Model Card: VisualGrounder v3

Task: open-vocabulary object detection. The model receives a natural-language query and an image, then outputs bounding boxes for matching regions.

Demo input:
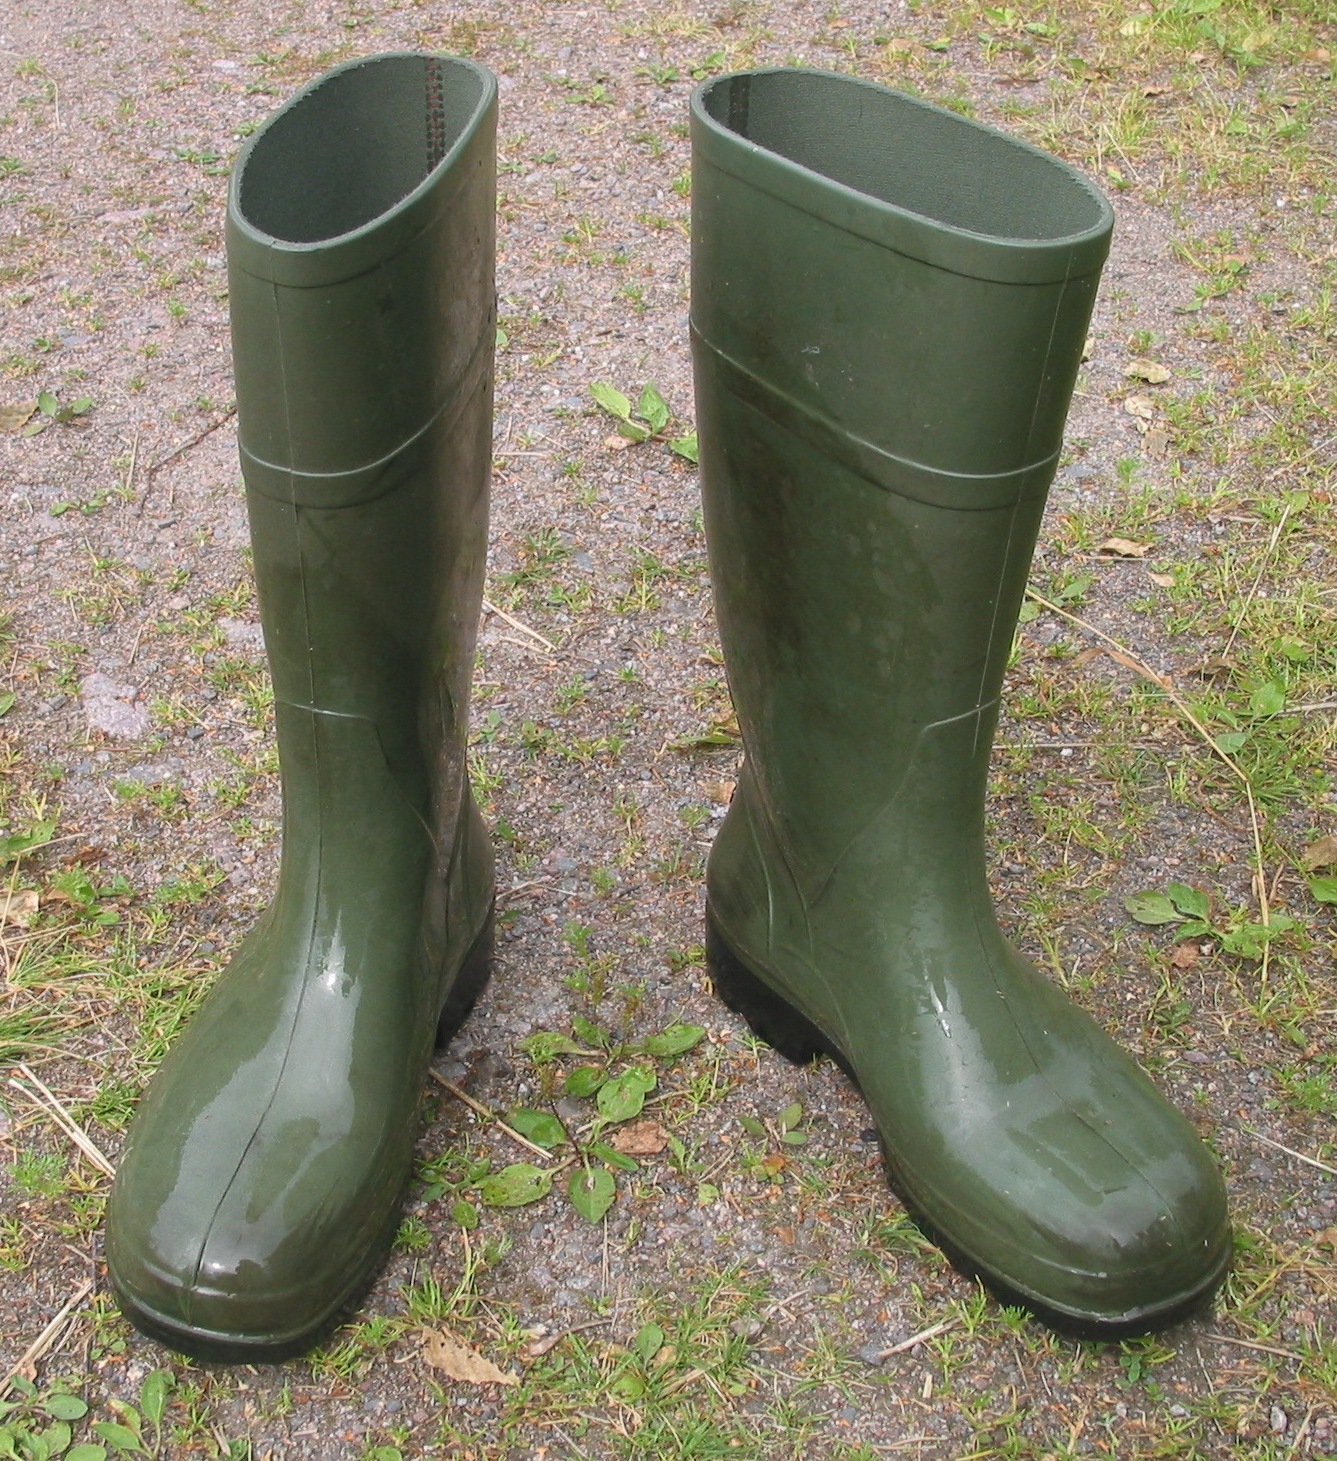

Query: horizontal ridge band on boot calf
[103,53,499,1361]
[688,66,1231,1335]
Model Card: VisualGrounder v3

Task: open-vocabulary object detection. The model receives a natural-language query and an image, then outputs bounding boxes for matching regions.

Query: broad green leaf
[0,818,56,860]
[778,1102,803,1132]
[1125,891,1181,926]
[568,1167,616,1222]
[616,419,651,444]
[139,1371,172,1428]
[0,693,14,717]
[638,384,670,434]
[564,1065,606,1098]
[780,1129,809,1146]
[36,391,58,416]
[1176,919,1211,940]
[1214,730,1248,755]
[478,1162,553,1208]
[1219,913,1294,960]
[452,1198,479,1231]
[597,1071,650,1122]
[620,1063,657,1095]
[696,1181,720,1206]
[571,1015,609,1049]
[669,432,699,463]
[1166,882,1210,921]
[508,1108,566,1149]
[42,1421,73,1454]
[67,1447,109,1461]
[633,1322,665,1363]
[42,1396,89,1421]
[640,1023,705,1058]
[739,1115,767,1138]
[588,1140,639,1172]
[590,381,632,421]
[1308,876,1337,905]
[67,396,94,417]
[1248,682,1285,716]
[519,1030,584,1063]
[610,1373,645,1402]
[91,1421,144,1454]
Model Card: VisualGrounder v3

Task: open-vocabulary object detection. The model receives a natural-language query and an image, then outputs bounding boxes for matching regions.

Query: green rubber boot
[690,68,1230,1334]
[105,53,498,1361]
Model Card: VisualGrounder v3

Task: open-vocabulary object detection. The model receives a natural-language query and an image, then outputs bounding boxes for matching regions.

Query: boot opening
[236,54,486,244]
[699,70,1105,245]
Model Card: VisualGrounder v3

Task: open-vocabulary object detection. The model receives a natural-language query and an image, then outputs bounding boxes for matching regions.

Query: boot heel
[706,904,832,1066]
[436,906,494,1048]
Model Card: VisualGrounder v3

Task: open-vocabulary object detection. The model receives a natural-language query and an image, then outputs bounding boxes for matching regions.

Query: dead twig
[1208,1332,1303,1363]
[481,599,558,654]
[0,1279,93,1397]
[1026,589,1273,983]
[135,409,237,516]
[10,1065,115,1177]
[876,1318,957,1359]
[429,1070,556,1162]
[1245,1127,1337,1177]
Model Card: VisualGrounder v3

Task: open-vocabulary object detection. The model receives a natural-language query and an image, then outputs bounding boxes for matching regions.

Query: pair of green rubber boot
[104,54,1231,1361]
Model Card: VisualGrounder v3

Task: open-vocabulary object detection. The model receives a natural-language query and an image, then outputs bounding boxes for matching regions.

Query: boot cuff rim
[691,66,1113,287]
[226,52,497,290]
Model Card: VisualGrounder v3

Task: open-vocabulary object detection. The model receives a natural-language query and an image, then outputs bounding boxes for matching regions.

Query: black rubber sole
[115,909,497,1365]
[704,902,1228,1340]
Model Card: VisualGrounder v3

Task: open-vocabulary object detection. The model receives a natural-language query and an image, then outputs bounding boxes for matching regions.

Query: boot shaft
[225,53,496,754]
[691,70,1112,879]
[690,68,1111,479]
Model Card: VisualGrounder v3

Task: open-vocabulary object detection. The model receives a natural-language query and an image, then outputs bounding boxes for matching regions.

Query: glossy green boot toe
[105,53,498,1361]
[690,67,1231,1334]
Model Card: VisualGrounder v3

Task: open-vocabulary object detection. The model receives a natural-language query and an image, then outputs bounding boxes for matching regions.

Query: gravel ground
[2,2,1335,1457]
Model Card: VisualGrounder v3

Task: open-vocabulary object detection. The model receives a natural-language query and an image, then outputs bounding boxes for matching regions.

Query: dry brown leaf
[1169,943,1200,970]
[1148,572,1175,588]
[1317,1227,1337,1253]
[1072,647,1102,669]
[522,1327,563,1361]
[1125,358,1171,384]
[706,779,736,805]
[1143,424,1171,457]
[1107,648,1171,687]
[603,433,634,452]
[1300,835,1337,871]
[610,1119,669,1156]
[1081,334,1094,361]
[0,889,39,928]
[1096,537,1152,558]
[0,402,36,433]
[420,1327,518,1386]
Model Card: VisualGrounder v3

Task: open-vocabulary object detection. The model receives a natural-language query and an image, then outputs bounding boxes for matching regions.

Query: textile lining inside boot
[237,54,486,243]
